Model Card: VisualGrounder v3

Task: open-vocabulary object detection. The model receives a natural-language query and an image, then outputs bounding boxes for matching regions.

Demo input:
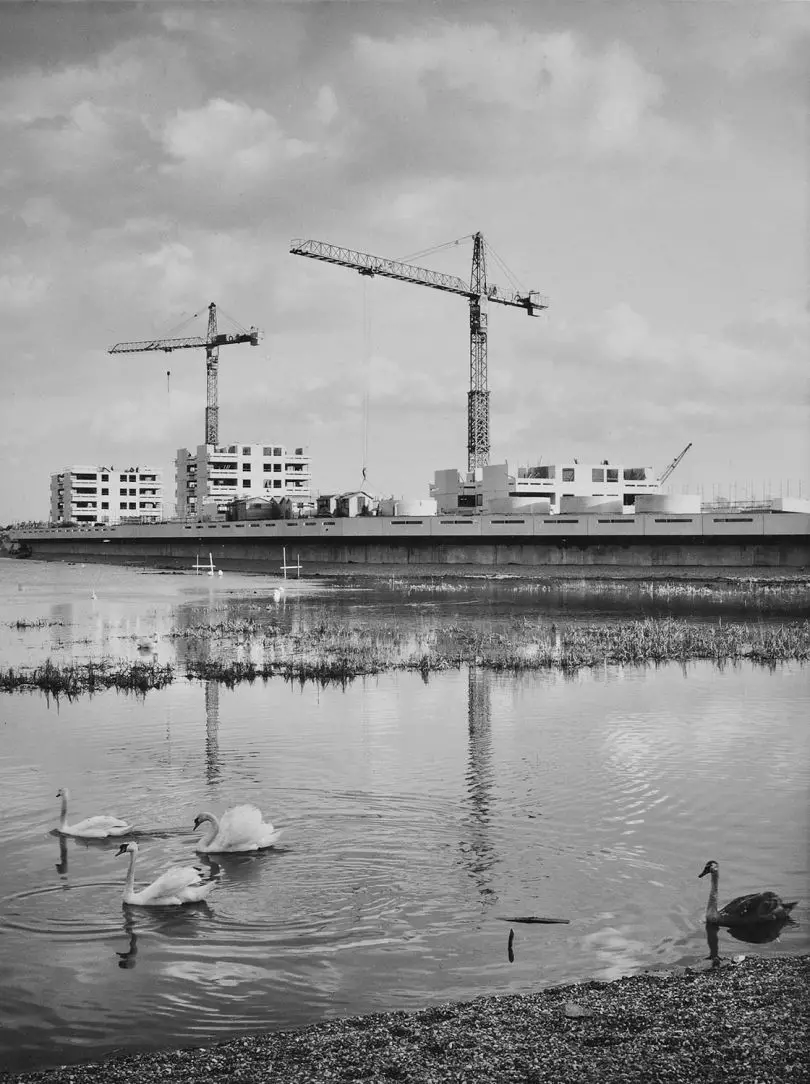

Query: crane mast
[290,233,548,472]
[109,302,260,446]
[468,233,489,469]
[205,302,219,446]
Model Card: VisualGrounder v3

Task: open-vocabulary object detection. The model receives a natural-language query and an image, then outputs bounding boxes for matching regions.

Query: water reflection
[462,667,497,907]
[117,913,139,970]
[205,681,220,785]
[55,835,68,878]
[705,918,798,967]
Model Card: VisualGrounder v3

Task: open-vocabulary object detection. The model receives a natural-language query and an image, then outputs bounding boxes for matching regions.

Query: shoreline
[4,955,808,1083]
[5,549,810,587]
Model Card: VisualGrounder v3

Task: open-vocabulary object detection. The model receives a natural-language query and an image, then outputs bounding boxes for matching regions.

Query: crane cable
[395,234,473,265]
[361,278,371,491]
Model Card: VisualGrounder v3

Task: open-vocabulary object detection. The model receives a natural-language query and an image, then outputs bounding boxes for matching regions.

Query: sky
[0,0,808,521]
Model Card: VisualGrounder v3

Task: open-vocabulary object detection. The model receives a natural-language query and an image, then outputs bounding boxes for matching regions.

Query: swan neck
[124,848,137,901]
[59,791,68,828]
[200,813,220,846]
[706,868,719,921]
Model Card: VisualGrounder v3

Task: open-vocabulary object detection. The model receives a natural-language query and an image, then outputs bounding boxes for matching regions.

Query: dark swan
[699,860,798,926]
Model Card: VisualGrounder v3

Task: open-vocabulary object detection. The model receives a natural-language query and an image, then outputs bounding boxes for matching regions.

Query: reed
[0,658,174,697]
[2,619,807,695]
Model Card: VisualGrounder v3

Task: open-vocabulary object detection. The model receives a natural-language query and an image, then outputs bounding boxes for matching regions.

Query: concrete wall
[17,517,810,571]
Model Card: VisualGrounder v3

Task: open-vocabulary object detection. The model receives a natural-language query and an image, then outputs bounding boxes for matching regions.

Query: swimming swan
[116,841,216,906]
[193,804,282,853]
[699,860,798,926]
[56,788,132,839]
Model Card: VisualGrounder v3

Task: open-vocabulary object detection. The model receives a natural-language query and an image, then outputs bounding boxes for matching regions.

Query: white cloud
[353,24,701,161]
[313,85,339,126]
[161,99,314,188]
[0,258,49,310]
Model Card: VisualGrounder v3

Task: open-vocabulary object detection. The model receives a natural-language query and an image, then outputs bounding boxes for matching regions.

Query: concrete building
[176,442,312,520]
[432,460,662,515]
[50,465,164,525]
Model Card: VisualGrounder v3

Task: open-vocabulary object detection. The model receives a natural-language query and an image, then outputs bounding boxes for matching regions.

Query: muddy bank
[4,955,807,1083]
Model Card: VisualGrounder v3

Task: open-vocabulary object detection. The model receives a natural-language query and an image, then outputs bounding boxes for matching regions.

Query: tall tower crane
[108,302,260,445]
[290,233,548,471]
[657,442,693,486]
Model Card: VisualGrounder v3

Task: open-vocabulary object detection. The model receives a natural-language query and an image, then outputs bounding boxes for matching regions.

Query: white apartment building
[49,465,164,525]
[176,442,313,519]
[432,460,661,515]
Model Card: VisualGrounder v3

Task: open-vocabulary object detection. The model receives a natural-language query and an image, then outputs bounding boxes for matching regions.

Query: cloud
[351,24,704,163]
[0,257,49,311]
[161,98,314,190]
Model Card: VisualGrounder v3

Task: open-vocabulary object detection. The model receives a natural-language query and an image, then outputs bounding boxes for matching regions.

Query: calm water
[0,559,808,1075]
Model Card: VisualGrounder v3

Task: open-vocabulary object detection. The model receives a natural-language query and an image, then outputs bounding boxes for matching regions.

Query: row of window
[68,473,158,483]
[205,464,308,474]
[521,467,647,483]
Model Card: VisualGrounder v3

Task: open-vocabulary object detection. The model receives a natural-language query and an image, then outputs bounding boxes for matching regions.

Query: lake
[0,559,807,1075]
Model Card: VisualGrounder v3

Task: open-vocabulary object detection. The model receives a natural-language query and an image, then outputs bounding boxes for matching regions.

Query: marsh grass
[0,658,174,697]
[2,619,807,694]
[7,618,65,629]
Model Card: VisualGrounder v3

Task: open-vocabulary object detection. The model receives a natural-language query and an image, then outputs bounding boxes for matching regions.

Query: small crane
[658,442,693,486]
[290,234,548,472]
[109,302,260,445]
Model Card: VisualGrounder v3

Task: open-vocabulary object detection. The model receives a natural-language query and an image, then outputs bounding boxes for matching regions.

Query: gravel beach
[4,955,808,1084]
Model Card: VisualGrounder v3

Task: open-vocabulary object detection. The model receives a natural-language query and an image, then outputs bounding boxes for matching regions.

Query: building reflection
[461,666,497,907]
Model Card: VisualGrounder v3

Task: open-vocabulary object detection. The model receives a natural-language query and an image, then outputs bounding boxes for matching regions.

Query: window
[562,467,575,482]
[273,463,281,472]
[129,474,136,482]
[101,474,109,481]
[623,494,636,506]
[129,502,137,509]
[592,468,604,483]
[242,463,251,471]
[129,488,136,496]
[120,474,127,481]
[101,502,109,509]
[263,446,273,457]
[101,488,108,495]
[119,501,127,507]
[623,467,646,481]
[607,469,619,483]
[527,465,555,480]
[274,446,282,456]
[243,479,250,487]
[120,488,127,496]
[228,445,237,453]
[273,480,282,489]
[242,446,251,455]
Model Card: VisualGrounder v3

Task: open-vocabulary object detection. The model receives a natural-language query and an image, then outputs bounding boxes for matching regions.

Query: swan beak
[698,865,712,878]
[116,844,128,856]
[192,817,201,829]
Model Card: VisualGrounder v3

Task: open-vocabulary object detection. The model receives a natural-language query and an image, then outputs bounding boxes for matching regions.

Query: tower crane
[657,442,693,486]
[108,302,260,446]
[290,234,548,472]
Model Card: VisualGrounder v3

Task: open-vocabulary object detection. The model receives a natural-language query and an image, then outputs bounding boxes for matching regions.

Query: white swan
[116,841,217,906]
[193,804,282,853]
[56,788,132,839]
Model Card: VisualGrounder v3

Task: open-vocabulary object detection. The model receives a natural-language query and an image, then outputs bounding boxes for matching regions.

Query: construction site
[26,231,808,571]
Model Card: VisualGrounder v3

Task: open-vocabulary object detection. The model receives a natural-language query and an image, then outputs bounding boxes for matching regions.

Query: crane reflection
[461,666,498,908]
